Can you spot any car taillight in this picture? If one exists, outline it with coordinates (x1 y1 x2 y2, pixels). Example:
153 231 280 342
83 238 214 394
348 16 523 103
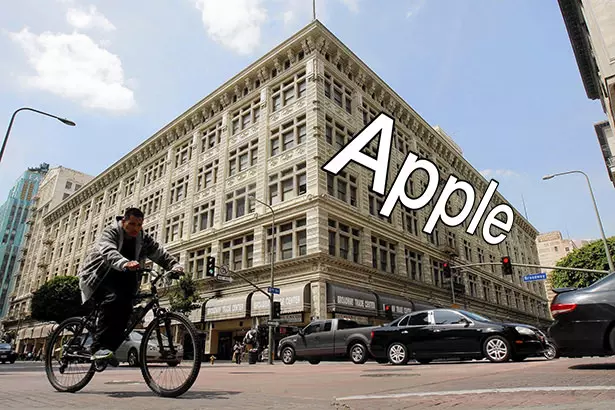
370 331 374 339
550 303 577 316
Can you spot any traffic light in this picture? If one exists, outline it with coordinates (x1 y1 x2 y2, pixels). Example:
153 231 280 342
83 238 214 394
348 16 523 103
206 256 216 277
501 256 513 275
273 301 281 319
384 304 393 321
443 262 451 278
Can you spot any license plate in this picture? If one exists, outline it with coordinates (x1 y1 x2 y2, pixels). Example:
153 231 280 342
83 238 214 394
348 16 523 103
0 355 7 358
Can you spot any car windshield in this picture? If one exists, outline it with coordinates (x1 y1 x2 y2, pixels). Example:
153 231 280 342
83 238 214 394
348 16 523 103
133 331 144 341
459 311 492 322
0 343 11 349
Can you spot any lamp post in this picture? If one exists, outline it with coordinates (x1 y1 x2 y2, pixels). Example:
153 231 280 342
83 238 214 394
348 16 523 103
543 170 615 273
248 195 276 365
1 107 76 164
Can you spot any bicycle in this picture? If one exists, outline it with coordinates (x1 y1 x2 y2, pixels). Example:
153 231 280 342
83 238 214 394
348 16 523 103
44 268 203 398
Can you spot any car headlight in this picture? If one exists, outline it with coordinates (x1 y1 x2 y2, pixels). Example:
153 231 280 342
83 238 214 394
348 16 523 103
515 326 535 336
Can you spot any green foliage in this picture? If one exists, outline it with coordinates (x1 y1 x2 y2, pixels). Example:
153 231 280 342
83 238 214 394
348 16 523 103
31 275 87 324
168 275 203 316
549 237 615 289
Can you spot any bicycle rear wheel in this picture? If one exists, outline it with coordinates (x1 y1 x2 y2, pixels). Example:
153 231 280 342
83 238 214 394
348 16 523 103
45 317 96 393
139 311 202 397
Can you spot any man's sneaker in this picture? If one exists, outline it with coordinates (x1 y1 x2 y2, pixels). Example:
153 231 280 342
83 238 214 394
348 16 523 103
91 348 113 361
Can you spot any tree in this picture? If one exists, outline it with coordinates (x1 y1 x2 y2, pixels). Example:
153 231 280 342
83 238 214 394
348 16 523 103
168 275 203 316
31 275 88 324
549 237 615 289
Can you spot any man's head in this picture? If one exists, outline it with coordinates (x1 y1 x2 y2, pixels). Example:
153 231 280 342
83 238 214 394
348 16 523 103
122 207 144 237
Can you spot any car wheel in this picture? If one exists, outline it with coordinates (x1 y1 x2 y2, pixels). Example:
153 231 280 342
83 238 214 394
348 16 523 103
483 335 511 363
387 342 409 366
281 346 296 365
128 348 139 367
349 343 368 364
543 344 557 360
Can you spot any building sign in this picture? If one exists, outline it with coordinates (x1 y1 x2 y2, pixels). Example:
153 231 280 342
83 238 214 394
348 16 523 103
253 295 301 311
337 295 377 310
251 283 309 317
206 302 245 316
280 313 303 324
385 304 413 315
204 295 249 321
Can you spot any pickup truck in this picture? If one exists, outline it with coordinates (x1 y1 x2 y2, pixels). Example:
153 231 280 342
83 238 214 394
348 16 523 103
277 318 382 365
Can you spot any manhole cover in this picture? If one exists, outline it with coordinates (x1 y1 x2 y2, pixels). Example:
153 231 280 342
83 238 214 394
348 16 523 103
105 380 143 385
229 371 274 374
361 373 419 378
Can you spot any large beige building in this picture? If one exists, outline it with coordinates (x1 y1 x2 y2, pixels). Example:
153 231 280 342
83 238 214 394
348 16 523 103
2 166 93 353
536 231 590 305
558 0 615 185
6 21 549 358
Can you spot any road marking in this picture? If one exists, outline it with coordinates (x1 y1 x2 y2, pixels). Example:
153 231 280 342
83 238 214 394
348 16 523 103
336 386 615 401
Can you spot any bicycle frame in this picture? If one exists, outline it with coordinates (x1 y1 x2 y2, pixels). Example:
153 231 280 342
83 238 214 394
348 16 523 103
60 268 180 362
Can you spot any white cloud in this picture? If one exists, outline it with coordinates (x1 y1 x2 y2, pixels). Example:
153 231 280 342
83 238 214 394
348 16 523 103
9 28 136 113
66 5 116 31
194 0 268 55
407 0 426 18
282 10 295 26
340 0 360 13
480 169 521 179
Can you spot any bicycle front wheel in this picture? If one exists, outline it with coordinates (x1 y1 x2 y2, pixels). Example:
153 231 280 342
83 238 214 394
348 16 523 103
139 311 202 397
45 317 96 393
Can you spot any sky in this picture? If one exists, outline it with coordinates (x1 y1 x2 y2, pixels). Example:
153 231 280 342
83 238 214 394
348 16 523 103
0 0 613 242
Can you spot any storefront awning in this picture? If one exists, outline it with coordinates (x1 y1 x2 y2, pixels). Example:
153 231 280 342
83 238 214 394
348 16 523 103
204 294 250 321
17 328 27 340
377 293 414 318
327 283 378 317
251 283 311 317
413 301 436 311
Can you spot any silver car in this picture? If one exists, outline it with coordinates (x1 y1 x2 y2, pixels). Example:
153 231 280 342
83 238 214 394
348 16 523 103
116 330 185 367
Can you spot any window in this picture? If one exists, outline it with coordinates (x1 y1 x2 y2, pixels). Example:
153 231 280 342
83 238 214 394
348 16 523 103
123 174 137 197
187 246 212 279
89 224 99 243
323 72 352 114
143 224 159 241
201 120 222 151
337 320 360 330
231 98 260 134
369 192 390 223
303 322 323 335
142 156 166 186
228 139 258 176
193 200 215 233
65 181 72 189
169 176 189 204
468 274 478 297
165 214 185 242
371 236 396 273
107 185 119 207
139 189 164 215
408 312 430 326
174 141 192 168
402 209 419 236
326 170 357 207
359 101 378 126
464 240 472 261
221 232 254 270
225 184 256 222
94 195 104 214
328 219 361 263
325 115 354 149
269 162 306 204
495 284 502 305
196 160 218 191
270 115 306 156
83 204 91 221
433 260 445 287
271 70 306 111
434 311 466 325
266 217 307 262
405 248 423 281
482 279 491 301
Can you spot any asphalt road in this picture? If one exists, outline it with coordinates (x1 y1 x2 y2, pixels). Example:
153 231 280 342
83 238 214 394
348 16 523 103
2 357 615 409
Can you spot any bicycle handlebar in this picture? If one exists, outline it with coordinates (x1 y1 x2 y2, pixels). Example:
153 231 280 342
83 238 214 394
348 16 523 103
125 267 185 286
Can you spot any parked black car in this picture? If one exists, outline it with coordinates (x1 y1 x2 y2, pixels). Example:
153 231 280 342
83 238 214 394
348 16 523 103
548 272 615 358
369 308 547 365
0 343 17 364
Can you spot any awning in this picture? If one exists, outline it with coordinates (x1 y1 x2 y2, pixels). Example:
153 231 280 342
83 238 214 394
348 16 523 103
17 328 27 339
188 307 202 323
250 283 311 317
327 283 378 317
413 301 436 311
32 325 46 339
204 294 250 321
377 293 414 318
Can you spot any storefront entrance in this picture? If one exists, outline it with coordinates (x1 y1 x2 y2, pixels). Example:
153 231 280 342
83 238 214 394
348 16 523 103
217 331 233 360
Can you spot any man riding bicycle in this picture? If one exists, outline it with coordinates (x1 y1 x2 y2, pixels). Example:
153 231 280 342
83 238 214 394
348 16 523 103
78 207 184 365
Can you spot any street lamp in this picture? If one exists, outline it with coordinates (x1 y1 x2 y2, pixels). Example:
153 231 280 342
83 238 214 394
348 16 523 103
542 170 615 273
1 107 76 164
248 195 276 365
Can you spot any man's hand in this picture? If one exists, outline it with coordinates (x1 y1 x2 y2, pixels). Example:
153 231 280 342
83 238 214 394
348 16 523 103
167 265 185 280
124 261 140 271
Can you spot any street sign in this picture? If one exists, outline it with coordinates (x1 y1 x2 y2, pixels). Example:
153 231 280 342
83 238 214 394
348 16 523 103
216 275 233 283
267 287 280 294
267 320 280 326
218 265 229 276
523 273 547 282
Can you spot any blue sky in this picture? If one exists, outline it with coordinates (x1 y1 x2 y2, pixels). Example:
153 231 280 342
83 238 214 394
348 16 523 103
0 0 612 242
